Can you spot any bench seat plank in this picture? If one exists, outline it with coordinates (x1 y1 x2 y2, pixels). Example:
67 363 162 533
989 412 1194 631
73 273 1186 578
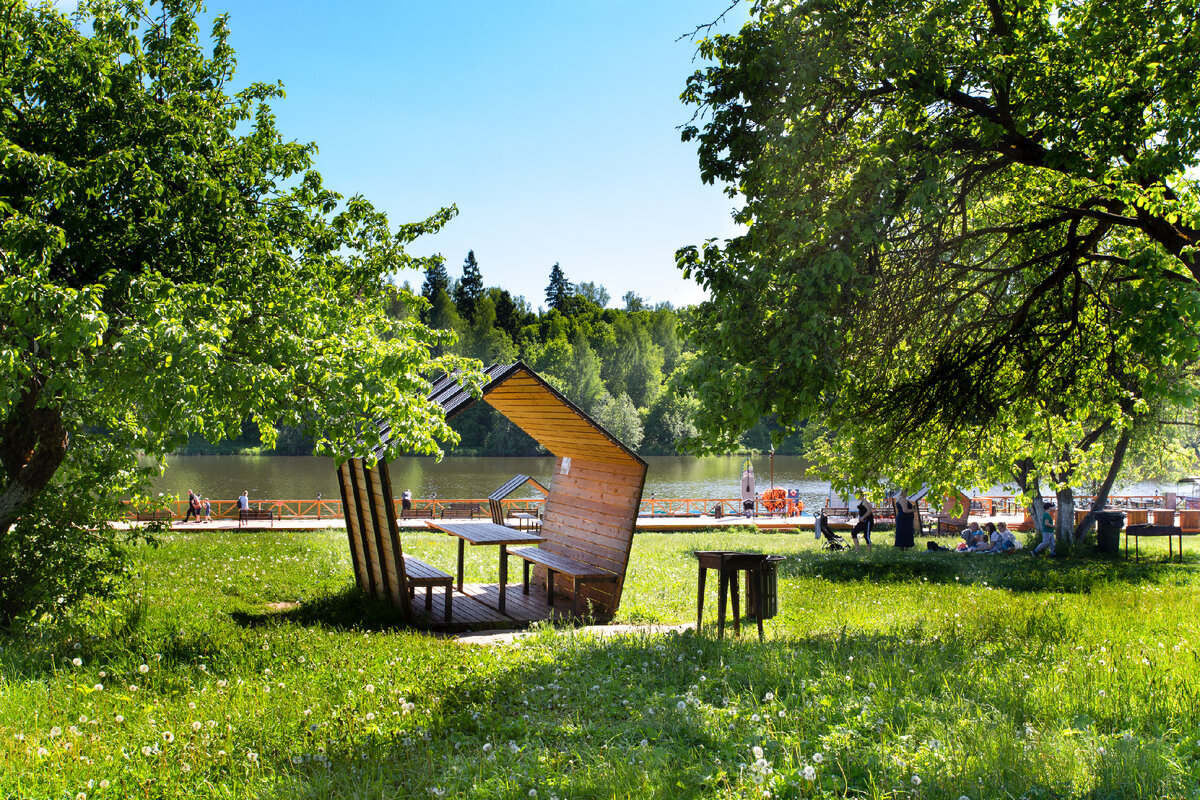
402 555 453 620
506 546 618 618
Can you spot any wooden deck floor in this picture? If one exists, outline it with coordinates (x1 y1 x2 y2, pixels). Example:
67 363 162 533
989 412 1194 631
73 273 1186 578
407 582 579 632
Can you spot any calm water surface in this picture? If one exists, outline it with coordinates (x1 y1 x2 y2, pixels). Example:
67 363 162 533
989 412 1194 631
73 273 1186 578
150 454 1180 510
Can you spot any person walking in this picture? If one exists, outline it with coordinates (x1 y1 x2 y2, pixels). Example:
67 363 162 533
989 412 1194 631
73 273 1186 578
202 497 212 523
183 490 201 523
1032 497 1055 557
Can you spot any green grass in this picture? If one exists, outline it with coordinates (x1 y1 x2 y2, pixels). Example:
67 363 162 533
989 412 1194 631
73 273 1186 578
2 529 1199 799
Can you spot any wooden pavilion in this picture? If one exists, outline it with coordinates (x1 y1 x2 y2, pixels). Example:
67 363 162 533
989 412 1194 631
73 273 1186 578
336 362 648 630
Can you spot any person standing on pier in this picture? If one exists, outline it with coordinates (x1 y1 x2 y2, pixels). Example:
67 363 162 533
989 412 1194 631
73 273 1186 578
401 489 413 511
237 491 249 512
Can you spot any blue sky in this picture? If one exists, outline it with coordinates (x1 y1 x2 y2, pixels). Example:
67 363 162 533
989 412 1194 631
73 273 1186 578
209 1 750 310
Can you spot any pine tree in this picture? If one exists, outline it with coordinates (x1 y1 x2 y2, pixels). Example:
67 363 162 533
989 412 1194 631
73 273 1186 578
545 262 572 312
453 250 484 322
421 256 451 301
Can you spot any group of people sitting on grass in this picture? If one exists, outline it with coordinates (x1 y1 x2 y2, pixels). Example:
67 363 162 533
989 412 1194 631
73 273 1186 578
956 521 1020 553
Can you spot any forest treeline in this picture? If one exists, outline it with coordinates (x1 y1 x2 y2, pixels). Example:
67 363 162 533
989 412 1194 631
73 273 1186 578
182 252 800 457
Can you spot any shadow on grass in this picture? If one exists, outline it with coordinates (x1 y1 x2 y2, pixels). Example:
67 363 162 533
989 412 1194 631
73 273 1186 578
774 547 1198 594
229 585 413 633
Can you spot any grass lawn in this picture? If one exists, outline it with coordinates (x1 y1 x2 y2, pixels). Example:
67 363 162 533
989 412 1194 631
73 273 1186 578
2 528 1198 799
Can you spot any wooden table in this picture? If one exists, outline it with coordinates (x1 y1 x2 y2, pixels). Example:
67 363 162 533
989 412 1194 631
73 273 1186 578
427 521 544 615
1125 524 1185 562
694 551 782 641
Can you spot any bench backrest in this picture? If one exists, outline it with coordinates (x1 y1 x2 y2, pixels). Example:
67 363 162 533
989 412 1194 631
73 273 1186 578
536 456 646 619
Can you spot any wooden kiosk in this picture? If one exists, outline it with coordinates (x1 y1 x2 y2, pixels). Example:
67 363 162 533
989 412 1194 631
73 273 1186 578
336 362 648 630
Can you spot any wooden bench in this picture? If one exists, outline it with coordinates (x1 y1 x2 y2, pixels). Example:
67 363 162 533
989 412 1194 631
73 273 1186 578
506 546 619 618
403 556 453 620
1126 524 1188 562
238 508 274 527
400 507 434 520
440 503 479 519
134 510 172 523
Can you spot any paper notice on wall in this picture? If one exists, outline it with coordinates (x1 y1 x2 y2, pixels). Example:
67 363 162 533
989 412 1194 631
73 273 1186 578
561 457 571 475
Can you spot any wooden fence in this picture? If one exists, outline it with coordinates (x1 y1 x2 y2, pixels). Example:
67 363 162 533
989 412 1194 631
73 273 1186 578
124 493 1180 521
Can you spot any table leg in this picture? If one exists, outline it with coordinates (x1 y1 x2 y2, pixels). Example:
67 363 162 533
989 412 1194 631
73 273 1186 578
717 568 728 639
729 569 741 637
445 584 452 621
456 538 465 592
498 547 508 615
696 566 707 631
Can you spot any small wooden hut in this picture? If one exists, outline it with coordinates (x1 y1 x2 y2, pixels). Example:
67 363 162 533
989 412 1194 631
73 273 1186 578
336 362 648 629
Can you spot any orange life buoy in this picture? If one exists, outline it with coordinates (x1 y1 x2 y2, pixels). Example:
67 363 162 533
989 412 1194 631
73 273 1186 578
762 488 787 512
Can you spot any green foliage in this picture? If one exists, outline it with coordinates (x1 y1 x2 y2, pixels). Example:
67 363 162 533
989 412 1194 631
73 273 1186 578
544 262 572 312
592 391 645 450
420 256 451 303
676 0 1200 505
452 249 484 323
0 0 481 623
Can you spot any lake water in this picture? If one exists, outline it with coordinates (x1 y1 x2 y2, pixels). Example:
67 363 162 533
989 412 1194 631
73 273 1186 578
149 454 1181 510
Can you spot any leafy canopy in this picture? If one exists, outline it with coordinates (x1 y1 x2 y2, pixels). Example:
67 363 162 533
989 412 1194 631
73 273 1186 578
0 0 480 621
677 0 1200 490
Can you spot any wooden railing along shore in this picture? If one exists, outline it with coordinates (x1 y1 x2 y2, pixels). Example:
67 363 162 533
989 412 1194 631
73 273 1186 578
124 493 1183 522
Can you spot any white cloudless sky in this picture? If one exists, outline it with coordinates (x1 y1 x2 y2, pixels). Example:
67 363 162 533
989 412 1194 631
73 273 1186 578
204 1 750 310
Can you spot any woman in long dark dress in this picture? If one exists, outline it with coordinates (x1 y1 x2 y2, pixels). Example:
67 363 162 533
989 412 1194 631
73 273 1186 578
893 493 916 549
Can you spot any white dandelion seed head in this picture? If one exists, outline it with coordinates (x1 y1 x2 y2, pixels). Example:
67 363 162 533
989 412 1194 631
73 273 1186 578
72 657 83 667
911 775 921 786
813 752 824 763
138 664 149 674
803 765 816 781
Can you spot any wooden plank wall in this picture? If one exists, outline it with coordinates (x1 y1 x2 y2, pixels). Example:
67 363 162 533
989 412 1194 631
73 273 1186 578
540 455 647 619
338 458 412 619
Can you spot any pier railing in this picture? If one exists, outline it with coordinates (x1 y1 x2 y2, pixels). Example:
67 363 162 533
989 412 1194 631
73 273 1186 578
124 493 1181 522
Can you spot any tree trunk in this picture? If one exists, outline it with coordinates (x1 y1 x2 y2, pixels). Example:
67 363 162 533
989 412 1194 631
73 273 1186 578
0 396 69 538
1055 486 1075 550
1072 429 1131 543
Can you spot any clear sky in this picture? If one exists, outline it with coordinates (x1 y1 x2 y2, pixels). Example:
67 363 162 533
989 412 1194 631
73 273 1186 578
207 1 749 311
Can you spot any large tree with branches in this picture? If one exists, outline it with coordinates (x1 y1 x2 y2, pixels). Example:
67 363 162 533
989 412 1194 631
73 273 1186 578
677 0 1200 529
0 0 480 623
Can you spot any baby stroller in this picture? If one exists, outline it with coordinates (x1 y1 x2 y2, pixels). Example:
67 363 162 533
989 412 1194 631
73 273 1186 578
815 511 847 551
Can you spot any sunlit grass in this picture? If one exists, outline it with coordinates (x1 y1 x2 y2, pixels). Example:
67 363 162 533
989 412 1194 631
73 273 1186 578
1 528 1198 798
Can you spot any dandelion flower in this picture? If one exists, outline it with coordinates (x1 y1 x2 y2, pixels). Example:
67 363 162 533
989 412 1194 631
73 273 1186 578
72 657 83 667
50 727 62 738
162 731 174 743
911 775 921 786
1123 731 1133 742
93 684 103 692
677 701 686 711
191 722 202 732
36 747 49 757
114 715 124 724
813 752 824 763
247 750 259 763
138 664 149 674
803 765 816 781
763 692 774 701
365 684 375 694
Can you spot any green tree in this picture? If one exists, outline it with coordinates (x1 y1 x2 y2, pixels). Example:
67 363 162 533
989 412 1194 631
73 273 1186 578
574 281 610 308
677 0 1200 524
592 392 644 450
453 249 484 323
545 262 572 312
421 256 451 304
0 0 480 623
